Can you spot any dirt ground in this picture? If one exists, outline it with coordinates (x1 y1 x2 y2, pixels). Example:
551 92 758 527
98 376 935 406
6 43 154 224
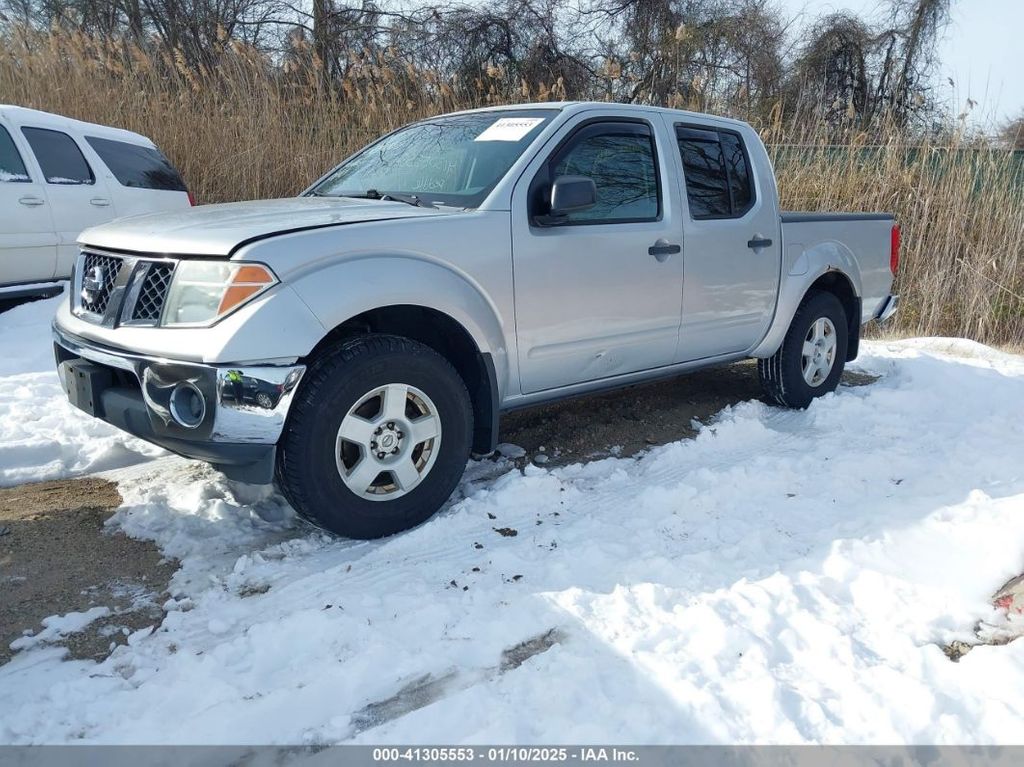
0 478 177 666
499 360 877 467
0 361 874 666
499 359 764 465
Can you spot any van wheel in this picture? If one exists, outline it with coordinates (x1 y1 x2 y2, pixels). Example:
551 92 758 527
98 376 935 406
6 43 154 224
276 335 472 539
758 291 848 409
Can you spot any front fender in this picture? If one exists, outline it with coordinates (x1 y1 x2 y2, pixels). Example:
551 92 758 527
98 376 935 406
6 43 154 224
55 283 328 366
750 240 862 358
288 254 510 395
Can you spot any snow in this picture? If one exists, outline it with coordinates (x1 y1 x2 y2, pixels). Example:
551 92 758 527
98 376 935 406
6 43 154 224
0 294 163 487
1 295 1024 744
10 607 111 653
496 442 527 459
0 170 30 182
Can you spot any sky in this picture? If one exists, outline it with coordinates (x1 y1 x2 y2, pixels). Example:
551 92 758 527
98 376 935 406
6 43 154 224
780 0 1023 129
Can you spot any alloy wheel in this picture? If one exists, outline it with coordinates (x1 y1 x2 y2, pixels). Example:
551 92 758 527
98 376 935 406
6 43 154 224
334 383 442 501
801 317 837 387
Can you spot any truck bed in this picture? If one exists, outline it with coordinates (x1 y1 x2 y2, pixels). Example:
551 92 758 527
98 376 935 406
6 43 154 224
780 211 895 324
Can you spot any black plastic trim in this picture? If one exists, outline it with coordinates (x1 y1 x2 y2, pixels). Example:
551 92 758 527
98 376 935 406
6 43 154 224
473 351 500 455
781 212 894 223
99 386 274 475
847 297 862 362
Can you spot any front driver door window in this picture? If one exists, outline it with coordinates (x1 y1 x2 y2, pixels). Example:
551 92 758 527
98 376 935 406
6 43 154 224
548 125 660 223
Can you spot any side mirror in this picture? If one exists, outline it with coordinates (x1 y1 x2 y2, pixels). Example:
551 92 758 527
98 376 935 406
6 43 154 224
538 175 597 224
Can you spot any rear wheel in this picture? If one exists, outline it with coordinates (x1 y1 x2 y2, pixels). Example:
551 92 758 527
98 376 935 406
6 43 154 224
758 291 848 409
276 335 472 539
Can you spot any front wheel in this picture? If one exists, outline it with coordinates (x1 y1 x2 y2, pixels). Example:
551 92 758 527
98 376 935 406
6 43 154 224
758 291 848 409
276 335 472 539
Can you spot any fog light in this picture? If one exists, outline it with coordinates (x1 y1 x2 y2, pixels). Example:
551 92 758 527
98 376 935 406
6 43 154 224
169 381 206 429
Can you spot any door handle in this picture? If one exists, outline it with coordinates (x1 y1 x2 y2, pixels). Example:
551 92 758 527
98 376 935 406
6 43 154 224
747 237 773 250
18 196 45 207
648 240 681 261
90 198 111 207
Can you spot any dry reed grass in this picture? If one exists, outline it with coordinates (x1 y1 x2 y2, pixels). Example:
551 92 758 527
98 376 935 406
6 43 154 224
1 29 1021 345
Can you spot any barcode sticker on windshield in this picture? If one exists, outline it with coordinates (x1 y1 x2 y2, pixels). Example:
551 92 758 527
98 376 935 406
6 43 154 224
474 117 545 142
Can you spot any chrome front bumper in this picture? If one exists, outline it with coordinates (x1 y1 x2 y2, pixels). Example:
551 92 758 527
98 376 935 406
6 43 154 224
53 323 305 483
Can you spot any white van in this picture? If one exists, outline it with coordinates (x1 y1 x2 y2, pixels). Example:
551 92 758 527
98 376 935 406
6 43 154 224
0 106 192 295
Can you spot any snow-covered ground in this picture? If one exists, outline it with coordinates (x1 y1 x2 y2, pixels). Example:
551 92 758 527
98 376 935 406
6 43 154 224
1 295 1023 744
0 293 162 487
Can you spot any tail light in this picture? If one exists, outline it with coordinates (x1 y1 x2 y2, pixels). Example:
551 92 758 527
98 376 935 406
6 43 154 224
890 224 901 276
187 191 196 206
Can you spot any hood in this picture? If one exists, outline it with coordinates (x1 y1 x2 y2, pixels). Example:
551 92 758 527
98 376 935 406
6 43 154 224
78 197 452 257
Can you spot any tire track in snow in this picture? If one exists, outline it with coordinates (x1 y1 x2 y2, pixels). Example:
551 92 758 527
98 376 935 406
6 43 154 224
349 629 565 736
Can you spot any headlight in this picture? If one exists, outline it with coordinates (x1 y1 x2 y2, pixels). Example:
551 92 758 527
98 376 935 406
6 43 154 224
162 262 277 327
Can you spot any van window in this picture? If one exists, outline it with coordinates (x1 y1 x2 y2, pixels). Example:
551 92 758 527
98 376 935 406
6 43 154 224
0 125 30 182
675 126 755 219
21 127 95 185
85 136 187 192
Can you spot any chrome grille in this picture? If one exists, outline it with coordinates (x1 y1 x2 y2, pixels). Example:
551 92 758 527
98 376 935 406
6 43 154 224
73 249 179 327
130 263 175 322
78 253 122 315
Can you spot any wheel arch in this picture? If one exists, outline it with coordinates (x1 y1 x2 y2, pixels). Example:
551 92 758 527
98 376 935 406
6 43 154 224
287 255 510 455
752 262 863 362
804 270 861 362
304 304 499 455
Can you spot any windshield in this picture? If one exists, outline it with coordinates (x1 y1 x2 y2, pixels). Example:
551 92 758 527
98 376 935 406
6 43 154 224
309 110 555 208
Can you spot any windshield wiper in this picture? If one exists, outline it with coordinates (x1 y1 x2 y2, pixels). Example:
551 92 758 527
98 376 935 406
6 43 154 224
381 192 435 209
331 189 435 209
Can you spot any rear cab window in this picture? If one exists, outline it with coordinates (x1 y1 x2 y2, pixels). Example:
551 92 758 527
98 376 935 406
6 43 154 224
21 127 94 185
0 125 30 182
85 136 187 192
675 125 754 219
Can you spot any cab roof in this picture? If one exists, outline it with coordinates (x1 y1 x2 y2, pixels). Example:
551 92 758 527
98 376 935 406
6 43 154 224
446 101 751 130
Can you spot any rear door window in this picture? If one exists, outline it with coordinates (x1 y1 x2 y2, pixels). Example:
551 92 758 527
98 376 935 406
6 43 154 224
21 127 95 185
85 136 187 192
675 126 755 219
720 132 753 214
0 125 31 182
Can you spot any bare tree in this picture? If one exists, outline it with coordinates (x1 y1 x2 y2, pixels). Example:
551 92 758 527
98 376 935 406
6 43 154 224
792 0 951 129
1000 112 1024 150
0 0 952 127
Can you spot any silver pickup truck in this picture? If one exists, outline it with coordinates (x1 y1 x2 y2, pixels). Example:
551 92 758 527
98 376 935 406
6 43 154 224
52 102 899 538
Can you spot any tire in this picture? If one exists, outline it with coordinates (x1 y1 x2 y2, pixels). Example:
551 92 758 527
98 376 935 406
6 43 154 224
758 291 848 409
276 334 472 539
